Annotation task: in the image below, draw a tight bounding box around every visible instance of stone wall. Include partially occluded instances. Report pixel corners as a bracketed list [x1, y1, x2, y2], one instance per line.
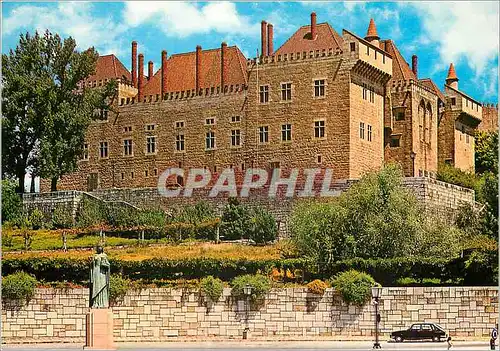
[2, 287, 497, 343]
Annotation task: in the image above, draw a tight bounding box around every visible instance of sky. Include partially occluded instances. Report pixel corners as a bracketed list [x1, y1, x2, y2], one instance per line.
[2, 1, 499, 105]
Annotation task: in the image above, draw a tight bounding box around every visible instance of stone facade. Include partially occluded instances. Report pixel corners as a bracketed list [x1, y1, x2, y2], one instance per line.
[479, 104, 498, 133]
[2, 287, 497, 343]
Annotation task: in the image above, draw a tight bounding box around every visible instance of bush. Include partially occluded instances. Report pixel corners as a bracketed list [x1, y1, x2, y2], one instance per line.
[2, 271, 38, 303]
[231, 274, 271, 302]
[29, 208, 47, 230]
[221, 198, 251, 241]
[52, 204, 74, 229]
[306, 279, 328, 295]
[76, 197, 106, 228]
[249, 207, 277, 244]
[200, 276, 224, 302]
[1, 179, 22, 223]
[331, 270, 376, 306]
[437, 163, 478, 190]
[109, 274, 130, 304]
[106, 205, 139, 228]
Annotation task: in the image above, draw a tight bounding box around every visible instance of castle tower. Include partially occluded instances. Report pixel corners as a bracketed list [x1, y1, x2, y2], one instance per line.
[445, 63, 458, 89]
[365, 18, 380, 47]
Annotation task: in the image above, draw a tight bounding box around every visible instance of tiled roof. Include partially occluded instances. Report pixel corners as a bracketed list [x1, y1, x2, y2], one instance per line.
[379, 40, 416, 82]
[420, 78, 445, 102]
[142, 46, 247, 97]
[274, 23, 343, 55]
[83, 54, 131, 85]
[366, 18, 379, 39]
[446, 63, 458, 80]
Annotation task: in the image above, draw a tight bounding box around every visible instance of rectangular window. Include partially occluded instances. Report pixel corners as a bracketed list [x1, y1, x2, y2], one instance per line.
[231, 116, 241, 123]
[281, 124, 292, 142]
[362, 84, 367, 100]
[350, 42, 356, 52]
[314, 79, 325, 97]
[146, 136, 156, 154]
[451, 98, 456, 106]
[259, 85, 269, 103]
[281, 83, 292, 101]
[99, 141, 108, 158]
[146, 124, 155, 131]
[83, 144, 89, 160]
[123, 139, 133, 156]
[366, 46, 369, 55]
[270, 161, 280, 169]
[395, 111, 405, 121]
[123, 126, 132, 132]
[206, 131, 215, 150]
[231, 129, 241, 147]
[314, 120, 325, 139]
[205, 118, 215, 125]
[369, 87, 374, 103]
[175, 121, 185, 128]
[466, 134, 469, 144]
[176, 134, 185, 151]
[359, 122, 365, 139]
[316, 154, 322, 164]
[259, 126, 269, 144]
[390, 136, 400, 147]
[145, 170, 149, 177]
[367, 125, 372, 142]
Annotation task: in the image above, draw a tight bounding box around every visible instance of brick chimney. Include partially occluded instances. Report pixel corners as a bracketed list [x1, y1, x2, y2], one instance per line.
[261, 20, 268, 57]
[196, 45, 202, 95]
[138, 53, 144, 102]
[267, 23, 274, 55]
[161, 50, 167, 99]
[131, 41, 137, 87]
[221, 42, 227, 92]
[411, 55, 418, 78]
[148, 61, 154, 80]
[311, 12, 317, 40]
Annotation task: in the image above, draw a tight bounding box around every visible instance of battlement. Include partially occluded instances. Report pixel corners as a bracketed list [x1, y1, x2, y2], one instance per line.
[246, 47, 343, 68]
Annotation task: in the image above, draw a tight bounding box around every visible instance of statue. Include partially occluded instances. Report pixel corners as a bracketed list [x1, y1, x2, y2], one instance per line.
[90, 246, 110, 308]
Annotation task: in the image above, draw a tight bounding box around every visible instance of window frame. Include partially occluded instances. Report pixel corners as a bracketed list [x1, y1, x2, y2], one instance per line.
[231, 129, 242, 148]
[314, 79, 326, 98]
[99, 141, 109, 159]
[259, 85, 270, 104]
[175, 133, 185, 152]
[146, 136, 157, 155]
[314, 119, 326, 139]
[281, 123, 292, 142]
[205, 131, 216, 150]
[259, 126, 269, 144]
[123, 139, 133, 156]
[280, 82, 292, 102]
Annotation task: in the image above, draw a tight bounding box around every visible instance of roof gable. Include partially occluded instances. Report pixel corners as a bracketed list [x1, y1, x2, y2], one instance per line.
[275, 23, 343, 55]
[420, 78, 445, 102]
[84, 54, 131, 84]
[380, 40, 416, 82]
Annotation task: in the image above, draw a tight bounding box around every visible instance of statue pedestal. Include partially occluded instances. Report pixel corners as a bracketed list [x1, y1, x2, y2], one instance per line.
[84, 308, 115, 350]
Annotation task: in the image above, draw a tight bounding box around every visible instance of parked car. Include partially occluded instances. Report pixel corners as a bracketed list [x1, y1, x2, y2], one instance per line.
[390, 323, 447, 342]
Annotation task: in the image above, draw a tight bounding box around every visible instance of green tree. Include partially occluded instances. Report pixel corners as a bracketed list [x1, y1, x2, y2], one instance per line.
[475, 130, 498, 175]
[249, 206, 277, 244]
[220, 198, 251, 241]
[1, 179, 23, 223]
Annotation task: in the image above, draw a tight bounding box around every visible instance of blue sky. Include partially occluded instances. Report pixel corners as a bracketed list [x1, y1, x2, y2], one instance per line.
[2, 1, 499, 103]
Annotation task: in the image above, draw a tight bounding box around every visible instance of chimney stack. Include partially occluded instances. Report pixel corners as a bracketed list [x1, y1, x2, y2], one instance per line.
[221, 42, 227, 93]
[411, 55, 418, 78]
[161, 50, 167, 99]
[196, 45, 202, 95]
[148, 61, 154, 80]
[261, 21, 268, 57]
[311, 12, 317, 40]
[138, 53, 144, 102]
[131, 41, 138, 87]
[267, 23, 274, 55]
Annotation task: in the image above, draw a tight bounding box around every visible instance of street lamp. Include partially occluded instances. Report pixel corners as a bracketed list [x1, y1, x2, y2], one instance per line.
[410, 151, 416, 177]
[372, 285, 382, 349]
[243, 284, 253, 339]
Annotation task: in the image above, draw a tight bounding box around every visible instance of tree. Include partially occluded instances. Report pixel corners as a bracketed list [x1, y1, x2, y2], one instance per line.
[249, 206, 277, 244]
[475, 130, 498, 175]
[220, 198, 251, 240]
[1, 179, 22, 223]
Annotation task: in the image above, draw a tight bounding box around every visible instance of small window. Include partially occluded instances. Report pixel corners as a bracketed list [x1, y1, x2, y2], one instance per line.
[146, 124, 155, 131]
[123, 139, 133, 156]
[231, 129, 241, 147]
[176, 134, 185, 151]
[314, 120, 325, 139]
[131, 171, 134, 179]
[369, 87, 374, 103]
[362, 83, 368, 100]
[316, 154, 322, 164]
[445, 159, 452, 165]
[206, 131, 216, 150]
[231, 116, 241, 123]
[145, 170, 149, 177]
[359, 122, 365, 139]
[390, 136, 400, 148]
[366, 46, 369, 55]
[99, 142, 108, 158]
[146, 136, 156, 154]
[82, 144, 89, 160]
[350, 42, 356, 52]
[281, 83, 292, 101]
[281, 124, 292, 142]
[123, 126, 132, 132]
[121, 172, 124, 180]
[270, 161, 280, 169]
[314, 79, 325, 97]
[466, 134, 469, 144]
[259, 85, 269, 103]
[259, 126, 269, 144]
[154, 169, 158, 176]
[175, 121, 185, 128]
[395, 111, 405, 121]
[205, 118, 215, 126]
[451, 98, 456, 106]
[367, 125, 372, 142]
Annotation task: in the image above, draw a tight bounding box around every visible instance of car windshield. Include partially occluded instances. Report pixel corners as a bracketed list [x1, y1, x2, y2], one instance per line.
[434, 324, 445, 331]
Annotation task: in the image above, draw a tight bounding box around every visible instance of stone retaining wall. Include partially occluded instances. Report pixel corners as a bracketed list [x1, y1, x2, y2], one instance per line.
[2, 287, 496, 343]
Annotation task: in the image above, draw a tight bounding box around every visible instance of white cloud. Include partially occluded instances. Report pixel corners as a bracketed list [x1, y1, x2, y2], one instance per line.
[409, 2, 499, 74]
[123, 2, 259, 38]
[2, 2, 127, 55]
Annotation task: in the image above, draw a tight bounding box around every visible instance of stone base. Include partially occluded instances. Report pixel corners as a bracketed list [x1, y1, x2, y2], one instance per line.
[84, 308, 115, 350]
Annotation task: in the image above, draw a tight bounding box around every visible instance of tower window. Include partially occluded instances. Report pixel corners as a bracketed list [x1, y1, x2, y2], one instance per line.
[350, 42, 356, 52]
[367, 125, 372, 142]
[359, 122, 365, 139]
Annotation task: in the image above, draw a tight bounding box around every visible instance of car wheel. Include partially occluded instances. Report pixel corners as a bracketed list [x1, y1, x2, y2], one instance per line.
[433, 336, 441, 342]
[395, 336, 403, 343]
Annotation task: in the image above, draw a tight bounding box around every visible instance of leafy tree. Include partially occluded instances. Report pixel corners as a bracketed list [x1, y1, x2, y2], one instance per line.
[220, 198, 251, 240]
[249, 206, 277, 244]
[475, 130, 498, 175]
[1, 179, 22, 223]
[436, 162, 478, 190]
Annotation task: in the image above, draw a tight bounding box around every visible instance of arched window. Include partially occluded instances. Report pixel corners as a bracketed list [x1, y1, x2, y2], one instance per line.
[426, 102, 433, 144]
[418, 100, 425, 141]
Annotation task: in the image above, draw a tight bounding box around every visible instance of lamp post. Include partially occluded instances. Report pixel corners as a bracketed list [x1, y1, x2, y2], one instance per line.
[410, 151, 416, 177]
[372, 285, 382, 349]
[243, 284, 253, 339]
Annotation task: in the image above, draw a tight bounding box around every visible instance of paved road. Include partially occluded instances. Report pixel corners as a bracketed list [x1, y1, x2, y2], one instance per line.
[1, 340, 495, 351]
